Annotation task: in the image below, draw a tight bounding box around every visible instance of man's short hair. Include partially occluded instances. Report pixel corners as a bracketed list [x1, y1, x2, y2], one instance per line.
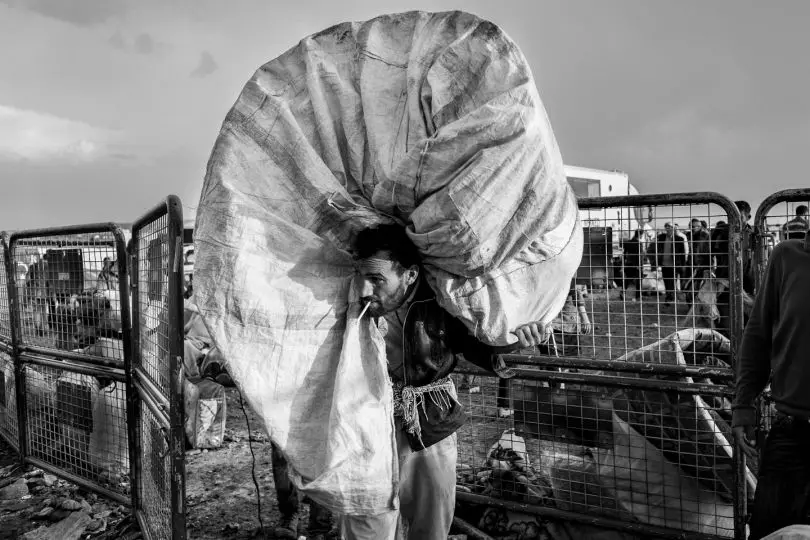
[735, 200, 751, 215]
[355, 224, 421, 269]
[691, 218, 701, 225]
[701, 220, 708, 228]
[797, 205, 808, 216]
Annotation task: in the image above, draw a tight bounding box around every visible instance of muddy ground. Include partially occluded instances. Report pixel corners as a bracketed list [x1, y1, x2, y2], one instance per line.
[1, 292, 691, 539]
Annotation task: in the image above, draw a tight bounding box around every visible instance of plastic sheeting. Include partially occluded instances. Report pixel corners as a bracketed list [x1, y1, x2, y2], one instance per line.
[193, 10, 580, 515]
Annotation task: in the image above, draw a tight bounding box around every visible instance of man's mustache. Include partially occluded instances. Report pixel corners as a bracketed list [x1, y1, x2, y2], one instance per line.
[361, 297, 379, 305]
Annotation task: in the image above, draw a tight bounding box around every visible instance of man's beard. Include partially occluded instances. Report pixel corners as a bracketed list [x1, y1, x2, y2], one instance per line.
[363, 281, 414, 317]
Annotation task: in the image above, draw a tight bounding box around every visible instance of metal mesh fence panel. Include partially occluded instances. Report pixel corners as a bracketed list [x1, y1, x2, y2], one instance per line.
[0, 236, 12, 343]
[9, 231, 128, 364]
[22, 361, 130, 498]
[453, 366, 741, 539]
[566, 197, 741, 363]
[129, 196, 185, 540]
[0, 348, 19, 450]
[133, 216, 171, 395]
[136, 400, 173, 540]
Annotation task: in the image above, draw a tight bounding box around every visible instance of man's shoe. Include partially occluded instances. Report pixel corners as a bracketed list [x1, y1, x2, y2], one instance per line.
[274, 512, 300, 539]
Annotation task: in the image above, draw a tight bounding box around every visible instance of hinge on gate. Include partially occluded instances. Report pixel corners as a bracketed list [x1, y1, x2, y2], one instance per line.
[129, 253, 138, 290]
[159, 427, 171, 459]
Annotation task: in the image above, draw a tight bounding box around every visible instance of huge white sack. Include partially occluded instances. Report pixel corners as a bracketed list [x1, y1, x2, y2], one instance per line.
[193, 10, 581, 515]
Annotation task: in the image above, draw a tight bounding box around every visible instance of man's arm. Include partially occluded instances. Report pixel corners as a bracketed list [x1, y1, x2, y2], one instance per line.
[731, 247, 781, 427]
[443, 315, 519, 378]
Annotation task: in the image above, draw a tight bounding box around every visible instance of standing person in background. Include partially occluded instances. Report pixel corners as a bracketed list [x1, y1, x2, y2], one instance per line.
[736, 200, 755, 296]
[783, 205, 809, 240]
[685, 218, 711, 302]
[25, 256, 49, 336]
[650, 223, 689, 304]
[732, 231, 810, 539]
[619, 228, 645, 301]
[640, 206, 657, 254]
[96, 257, 118, 291]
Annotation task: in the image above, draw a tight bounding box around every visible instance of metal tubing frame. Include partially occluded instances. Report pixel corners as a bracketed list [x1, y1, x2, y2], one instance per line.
[1, 232, 24, 457]
[498, 354, 735, 381]
[128, 195, 186, 540]
[5, 224, 134, 496]
[456, 364, 734, 397]
[19, 352, 127, 383]
[582, 191, 746, 539]
[8, 224, 131, 366]
[752, 188, 810, 289]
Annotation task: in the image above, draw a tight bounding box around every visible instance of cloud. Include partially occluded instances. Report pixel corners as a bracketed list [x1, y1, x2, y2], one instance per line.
[190, 51, 218, 78]
[134, 32, 155, 55]
[108, 31, 126, 50]
[0, 0, 127, 26]
[0, 105, 123, 163]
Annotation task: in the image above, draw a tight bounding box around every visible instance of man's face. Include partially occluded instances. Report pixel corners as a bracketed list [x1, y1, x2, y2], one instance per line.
[741, 210, 751, 223]
[665, 224, 673, 237]
[357, 254, 418, 317]
[691, 221, 701, 233]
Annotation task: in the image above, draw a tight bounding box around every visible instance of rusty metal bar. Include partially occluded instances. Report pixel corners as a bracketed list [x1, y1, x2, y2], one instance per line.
[19, 352, 126, 382]
[456, 365, 733, 397]
[499, 354, 734, 380]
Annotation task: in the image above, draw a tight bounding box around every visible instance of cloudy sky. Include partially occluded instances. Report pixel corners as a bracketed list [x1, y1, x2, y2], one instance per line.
[0, 0, 808, 229]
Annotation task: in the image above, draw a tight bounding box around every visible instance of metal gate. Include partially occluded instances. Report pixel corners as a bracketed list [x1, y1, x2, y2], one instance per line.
[453, 192, 747, 540]
[5, 224, 133, 504]
[128, 196, 186, 540]
[752, 188, 810, 290]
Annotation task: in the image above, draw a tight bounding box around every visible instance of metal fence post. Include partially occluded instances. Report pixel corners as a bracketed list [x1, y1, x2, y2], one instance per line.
[166, 196, 187, 540]
[2, 233, 28, 464]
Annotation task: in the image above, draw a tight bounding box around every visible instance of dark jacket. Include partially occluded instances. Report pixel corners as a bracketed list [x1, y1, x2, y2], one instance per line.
[621, 237, 644, 269]
[394, 280, 517, 450]
[649, 232, 689, 269]
[686, 228, 711, 268]
[712, 223, 754, 293]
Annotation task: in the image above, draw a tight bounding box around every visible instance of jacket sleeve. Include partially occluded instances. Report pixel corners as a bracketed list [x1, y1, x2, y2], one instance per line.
[731, 245, 780, 427]
[444, 315, 519, 378]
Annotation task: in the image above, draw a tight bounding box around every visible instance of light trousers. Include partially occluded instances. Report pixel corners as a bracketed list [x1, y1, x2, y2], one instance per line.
[340, 429, 457, 540]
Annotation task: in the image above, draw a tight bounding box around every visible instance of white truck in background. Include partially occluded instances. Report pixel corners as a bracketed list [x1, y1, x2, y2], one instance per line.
[565, 165, 641, 289]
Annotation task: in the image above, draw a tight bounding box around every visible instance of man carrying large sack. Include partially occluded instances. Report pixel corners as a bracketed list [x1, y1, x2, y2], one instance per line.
[193, 10, 582, 538]
[340, 224, 569, 539]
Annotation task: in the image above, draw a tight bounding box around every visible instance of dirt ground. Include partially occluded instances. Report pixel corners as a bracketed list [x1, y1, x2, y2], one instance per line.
[1, 291, 696, 539]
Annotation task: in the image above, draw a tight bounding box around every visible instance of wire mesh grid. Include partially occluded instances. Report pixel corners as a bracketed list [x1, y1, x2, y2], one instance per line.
[134, 217, 172, 395]
[752, 194, 810, 294]
[23, 363, 131, 496]
[10, 234, 126, 362]
[0, 349, 19, 449]
[0, 246, 12, 343]
[136, 401, 172, 540]
[568, 201, 739, 363]
[453, 369, 739, 539]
